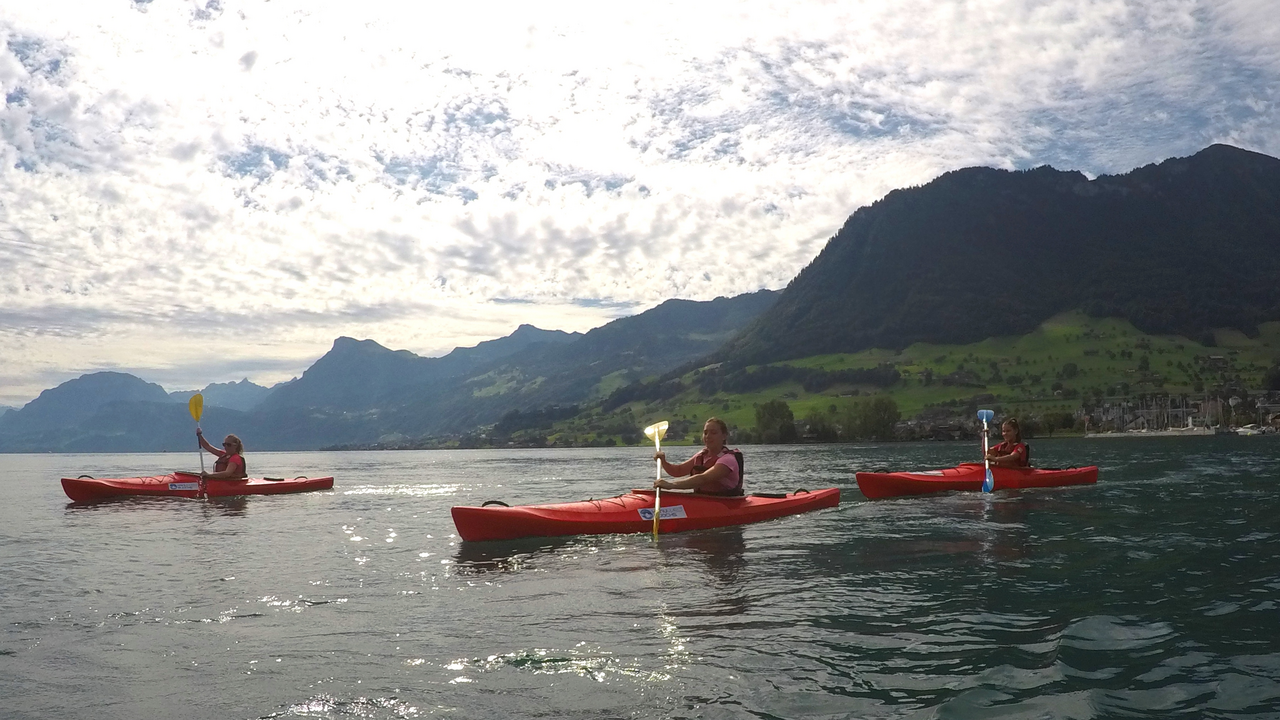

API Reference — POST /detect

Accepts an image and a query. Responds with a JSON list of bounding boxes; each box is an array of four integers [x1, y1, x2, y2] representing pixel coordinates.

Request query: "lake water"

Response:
[[2, 437, 1278, 719]]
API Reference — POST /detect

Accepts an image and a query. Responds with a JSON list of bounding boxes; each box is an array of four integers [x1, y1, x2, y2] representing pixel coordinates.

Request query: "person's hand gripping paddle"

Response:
[[978, 409, 995, 492], [644, 420, 669, 541], [189, 393, 207, 498]]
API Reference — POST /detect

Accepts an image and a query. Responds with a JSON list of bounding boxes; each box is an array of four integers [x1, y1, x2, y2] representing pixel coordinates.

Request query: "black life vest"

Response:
[[692, 448, 744, 496]]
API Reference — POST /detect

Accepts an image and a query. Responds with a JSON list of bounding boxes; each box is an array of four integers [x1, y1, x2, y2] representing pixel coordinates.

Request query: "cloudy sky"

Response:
[[1, 0, 1277, 407]]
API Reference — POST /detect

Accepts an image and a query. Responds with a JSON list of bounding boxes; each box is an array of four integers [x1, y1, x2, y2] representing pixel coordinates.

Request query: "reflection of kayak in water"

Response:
[[450, 488, 840, 542], [855, 463, 1098, 500], [61, 471, 334, 502]]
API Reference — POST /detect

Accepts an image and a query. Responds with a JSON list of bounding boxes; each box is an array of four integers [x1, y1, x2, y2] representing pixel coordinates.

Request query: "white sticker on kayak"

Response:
[[638, 505, 687, 521], [168, 482, 199, 491]]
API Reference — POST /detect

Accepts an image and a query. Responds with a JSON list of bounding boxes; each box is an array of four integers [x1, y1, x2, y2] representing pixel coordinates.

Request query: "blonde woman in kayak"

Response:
[[197, 429, 249, 480], [653, 417, 744, 496], [985, 418, 1029, 467]]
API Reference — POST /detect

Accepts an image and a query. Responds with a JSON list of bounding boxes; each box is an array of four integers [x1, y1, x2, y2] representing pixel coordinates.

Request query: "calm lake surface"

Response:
[[3, 437, 1279, 719]]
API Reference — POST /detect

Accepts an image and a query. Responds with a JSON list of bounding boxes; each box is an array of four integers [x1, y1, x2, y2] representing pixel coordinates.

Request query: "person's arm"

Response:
[[196, 429, 223, 456], [655, 462, 730, 491], [654, 451, 698, 478]]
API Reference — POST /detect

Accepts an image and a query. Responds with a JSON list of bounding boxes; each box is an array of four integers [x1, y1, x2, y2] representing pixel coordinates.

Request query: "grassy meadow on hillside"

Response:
[[538, 312, 1280, 446]]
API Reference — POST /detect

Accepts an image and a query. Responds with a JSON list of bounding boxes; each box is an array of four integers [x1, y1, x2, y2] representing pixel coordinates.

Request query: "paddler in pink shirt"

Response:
[[653, 417, 744, 496]]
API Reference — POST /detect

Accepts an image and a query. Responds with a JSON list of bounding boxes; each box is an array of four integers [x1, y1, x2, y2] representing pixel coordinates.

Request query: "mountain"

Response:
[[169, 379, 273, 412], [0, 291, 775, 451], [447, 291, 780, 411], [0, 406, 14, 418], [0, 372, 171, 436], [253, 325, 580, 416], [720, 144, 1280, 366], [249, 291, 777, 447]]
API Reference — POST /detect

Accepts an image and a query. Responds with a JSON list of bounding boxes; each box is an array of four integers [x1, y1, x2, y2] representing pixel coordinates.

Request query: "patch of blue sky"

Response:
[[662, 123, 740, 161], [12, 116, 84, 172], [6, 36, 63, 78], [192, 0, 223, 22], [543, 171, 634, 198], [300, 153, 352, 186], [570, 298, 637, 312], [1015, 84, 1271, 175], [221, 144, 291, 179]]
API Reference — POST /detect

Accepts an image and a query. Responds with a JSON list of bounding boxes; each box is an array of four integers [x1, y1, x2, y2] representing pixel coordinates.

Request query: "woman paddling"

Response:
[[985, 418, 1029, 467], [653, 418, 744, 495], [197, 429, 248, 480]]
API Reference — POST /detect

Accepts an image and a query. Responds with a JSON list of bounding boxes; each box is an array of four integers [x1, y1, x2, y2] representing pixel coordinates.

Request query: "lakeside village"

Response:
[[888, 361, 1280, 442], [892, 391, 1280, 443]]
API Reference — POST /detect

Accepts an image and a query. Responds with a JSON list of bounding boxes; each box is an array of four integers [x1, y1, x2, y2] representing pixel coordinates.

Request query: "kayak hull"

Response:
[[855, 463, 1098, 500], [451, 488, 840, 542], [61, 472, 334, 503]]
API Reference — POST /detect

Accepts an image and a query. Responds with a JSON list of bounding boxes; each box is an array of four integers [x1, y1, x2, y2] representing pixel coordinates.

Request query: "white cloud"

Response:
[[1, 0, 1278, 406]]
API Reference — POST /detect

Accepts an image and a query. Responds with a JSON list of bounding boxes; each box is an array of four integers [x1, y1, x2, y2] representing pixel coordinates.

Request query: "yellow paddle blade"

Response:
[[188, 393, 204, 422], [643, 420, 669, 441]]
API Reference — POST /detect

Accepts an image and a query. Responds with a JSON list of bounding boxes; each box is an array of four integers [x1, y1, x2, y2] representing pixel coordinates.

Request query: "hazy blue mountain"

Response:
[[0, 399, 251, 455], [0, 406, 14, 418], [254, 325, 579, 416], [169, 378, 272, 412], [444, 324, 582, 369], [388, 290, 783, 435], [0, 372, 171, 436], [249, 290, 780, 446], [0, 324, 587, 452], [719, 144, 1280, 366]]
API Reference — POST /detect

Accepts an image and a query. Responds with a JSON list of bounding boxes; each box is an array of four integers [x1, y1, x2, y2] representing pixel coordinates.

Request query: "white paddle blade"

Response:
[[643, 420, 669, 441]]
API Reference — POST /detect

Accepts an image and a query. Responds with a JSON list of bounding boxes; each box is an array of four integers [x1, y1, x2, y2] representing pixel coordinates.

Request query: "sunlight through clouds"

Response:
[[1, 0, 1277, 405]]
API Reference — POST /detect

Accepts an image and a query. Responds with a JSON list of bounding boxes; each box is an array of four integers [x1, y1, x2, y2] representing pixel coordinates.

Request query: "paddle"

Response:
[[644, 420, 669, 541], [978, 409, 995, 492], [189, 394, 206, 496]]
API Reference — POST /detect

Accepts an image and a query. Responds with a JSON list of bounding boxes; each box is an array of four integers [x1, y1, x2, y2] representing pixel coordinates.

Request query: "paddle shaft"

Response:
[[981, 417, 994, 492], [652, 435, 662, 541]]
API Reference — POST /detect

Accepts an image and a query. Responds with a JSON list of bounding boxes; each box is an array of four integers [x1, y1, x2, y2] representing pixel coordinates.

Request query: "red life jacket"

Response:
[[691, 447, 744, 496], [214, 452, 248, 479], [990, 441, 1029, 466]]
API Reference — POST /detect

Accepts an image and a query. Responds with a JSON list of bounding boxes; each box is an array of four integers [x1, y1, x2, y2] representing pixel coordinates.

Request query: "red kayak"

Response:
[[61, 471, 334, 503], [856, 463, 1098, 499], [451, 488, 840, 542]]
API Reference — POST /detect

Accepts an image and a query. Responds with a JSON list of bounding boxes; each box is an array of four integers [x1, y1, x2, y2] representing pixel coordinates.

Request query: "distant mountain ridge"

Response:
[[720, 144, 1280, 366], [0, 372, 171, 435], [169, 379, 274, 412], [0, 292, 776, 451], [247, 291, 778, 448], [254, 325, 579, 415]]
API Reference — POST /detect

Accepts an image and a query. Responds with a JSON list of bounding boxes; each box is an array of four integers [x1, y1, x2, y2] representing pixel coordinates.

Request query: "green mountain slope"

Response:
[[538, 312, 1280, 446], [720, 144, 1280, 367]]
